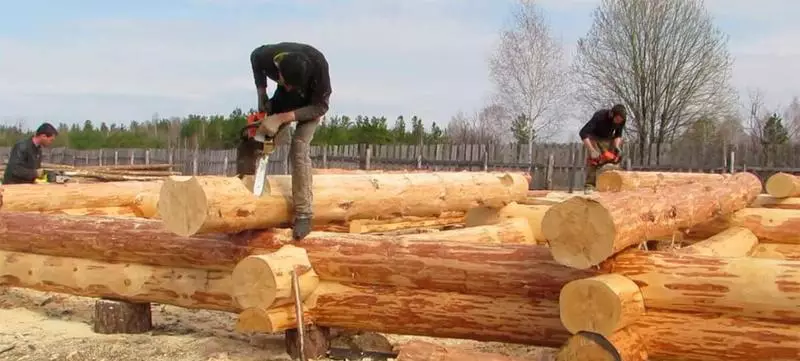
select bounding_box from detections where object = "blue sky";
[1,0,798,141]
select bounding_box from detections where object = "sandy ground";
[0,287,556,361]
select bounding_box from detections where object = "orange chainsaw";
[588,148,621,167]
[242,111,275,196]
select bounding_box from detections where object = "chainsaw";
[34,170,72,184]
[588,148,622,167]
[241,111,276,197]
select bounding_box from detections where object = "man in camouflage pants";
[579,104,627,194]
[247,42,332,240]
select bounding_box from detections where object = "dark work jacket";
[2,137,41,184]
[579,109,626,140]
[250,42,332,122]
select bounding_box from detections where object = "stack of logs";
[1,169,800,361]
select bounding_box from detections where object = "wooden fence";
[2,142,798,191]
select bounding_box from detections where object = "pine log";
[396,340,547,361]
[0,250,236,312]
[0,180,161,213]
[92,299,152,334]
[749,194,800,209]
[40,206,138,217]
[601,250,800,323]
[559,274,644,336]
[765,172,800,198]
[348,211,464,233]
[750,243,800,261]
[678,226,758,257]
[133,190,160,218]
[231,245,319,309]
[395,218,535,244]
[596,170,729,192]
[688,208,800,244]
[555,328,647,361]
[303,282,569,347]
[542,172,762,269]
[0,211,594,298]
[634,311,800,361]
[466,203,550,244]
[235,304,314,333]
[158,172,529,236]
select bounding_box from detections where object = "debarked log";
[596,170,730,192]
[687,207,800,244]
[542,172,762,269]
[157,172,529,236]
[0,180,161,216]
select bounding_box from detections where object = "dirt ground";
[0,287,556,361]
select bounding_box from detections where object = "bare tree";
[783,96,800,141]
[445,106,509,144]
[488,0,568,162]
[571,0,736,165]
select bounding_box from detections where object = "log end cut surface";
[766,172,800,198]
[542,197,615,269]
[158,176,210,237]
[559,274,643,336]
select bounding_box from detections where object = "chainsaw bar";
[326,348,398,361]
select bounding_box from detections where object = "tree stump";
[285,325,331,360]
[92,298,152,334]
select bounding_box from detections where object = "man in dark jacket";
[578,104,626,194]
[2,122,58,185]
[248,41,332,241]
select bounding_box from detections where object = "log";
[678,226,758,257]
[750,243,800,261]
[303,282,569,347]
[555,328,647,361]
[542,172,762,269]
[558,274,644,336]
[348,212,464,233]
[596,170,729,192]
[634,310,800,361]
[0,250,236,312]
[395,218,535,244]
[0,212,594,298]
[92,299,152,334]
[765,172,800,198]
[230,245,319,309]
[0,180,161,213]
[396,340,547,361]
[688,208,800,244]
[235,304,313,333]
[40,206,138,217]
[749,194,800,209]
[601,250,800,323]
[158,172,529,236]
[466,203,550,244]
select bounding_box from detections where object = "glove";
[588,148,600,159]
[256,114,285,140]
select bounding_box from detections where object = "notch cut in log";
[766,172,800,198]
[555,328,647,361]
[542,171,762,269]
[231,245,319,309]
[92,299,152,334]
[596,170,730,192]
[678,226,758,257]
[601,250,800,323]
[158,172,529,237]
[559,274,644,336]
[688,207,800,245]
[348,212,465,234]
[0,180,161,214]
[465,202,550,244]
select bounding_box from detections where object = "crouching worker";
[578,104,626,194]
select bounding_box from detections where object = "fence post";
[99,149,103,166]
[114,151,119,165]
[365,144,372,170]
[145,149,150,165]
[729,151,735,173]
[568,146,576,193]
[482,144,488,172]
[546,154,555,190]
[129,151,134,165]
[322,145,328,168]
[223,155,229,176]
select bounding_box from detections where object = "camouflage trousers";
[584,138,619,188]
[275,118,319,219]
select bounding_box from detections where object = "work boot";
[292,216,312,241]
[583,185,595,195]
